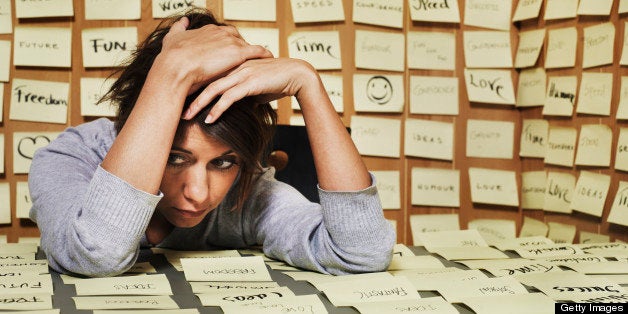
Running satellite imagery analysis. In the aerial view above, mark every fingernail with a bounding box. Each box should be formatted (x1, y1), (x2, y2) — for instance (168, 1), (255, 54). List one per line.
(182, 109), (191, 119)
(204, 114), (213, 124)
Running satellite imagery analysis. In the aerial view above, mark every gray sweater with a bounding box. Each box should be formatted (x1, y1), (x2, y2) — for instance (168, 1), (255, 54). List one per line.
(28, 118), (395, 277)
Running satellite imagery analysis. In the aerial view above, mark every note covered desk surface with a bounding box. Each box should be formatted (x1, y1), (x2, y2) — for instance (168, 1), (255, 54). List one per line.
(7, 243), (626, 313)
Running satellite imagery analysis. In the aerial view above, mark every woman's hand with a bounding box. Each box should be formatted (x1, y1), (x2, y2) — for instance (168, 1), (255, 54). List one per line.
(182, 57), (320, 123)
(156, 17), (274, 96)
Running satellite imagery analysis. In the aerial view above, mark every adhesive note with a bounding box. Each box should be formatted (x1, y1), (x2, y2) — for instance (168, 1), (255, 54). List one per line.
(525, 272), (625, 301)
(74, 274), (172, 295)
(519, 217), (549, 237)
(181, 256), (271, 282)
(582, 23), (615, 68)
(85, 0), (140, 20)
(0, 0), (12, 34)
(220, 294), (327, 314)
(0, 274), (53, 295)
(480, 259), (562, 277)
(287, 31), (341, 70)
(13, 27), (72, 68)
(616, 128), (628, 171)
(0, 243), (39, 254)
(544, 0), (578, 20)
(372, 171), (400, 210)
(407, 31), (456, 70)
(469, 167), (518, 206)
(223, 0), (276, 21)
(408, 0), (460, 23)
(543, 76), (576, 116)
(544, 127), (577, 167)
(545, 27), (577, 68)
(353, 297), (458, 314)
(350, 116), (400, 158)
(608, 181), (628, 227)
(410, 214), (460, 246)
(353, 0), (403, 28)
(405, 119), (453, 161)
(463, 0), (512, 31)
(460, 293), (556, 314)
(521, 171), (546, 210)
(393, 244), (415, 257)
(13, 132), (60, 174)
(575, 124), (612, 167)
(579, 231), (610, 244)
(431, 246), (508, 260)
(82, 27), (137, 68)
(15, 182), (30, 219)
(289, 115), (305, 126)
(388, 255), (444, 270)
(618, 77), (628, 119)
(318, 74), (343, 113)
(463, 31), (512, 68)
(355, 30), (405, 71)
(409, 76), (458, 115)
(290, 0), (344, 23)
(317, 276), (420, 306)
(203, 287), (296, 306)
(622, 0), (628, 13)
(73, 295), (178, 310)
(622, 23), (628, 66)
(516, 67), (546, 107)
(411, 167), (459, 207)
(189, 281), (279, 294)
(578, 242), (628, 254)
(0, 40), (9, 82)
(151, 0), (205, 18)
(544, 171), (575, 214)
(577, 0), (613, 15)
(515, 244), (584, 259)
(468, 219), (516, 246)
(0, 294), (52, 311)
(353, 74), (404, 113)
(464, 69), (515, 105)
(466, 119), (514, 159)
(239, 27), (280, 59)
(520, 119), (548, 158)
(512, 0), (543, 21)
(395, 269), (488, 291)
(437, 277), (528, 303)
(547, 222), (577, 244)
(576, 72), (612, 115)
(416, 229), (489, 252)
(0, 183), (9, 224)
(10, 79), (69, 124)
(15, 0), (73, 18)
(80, 78), (116, 117)
(515, 29), (545, 68)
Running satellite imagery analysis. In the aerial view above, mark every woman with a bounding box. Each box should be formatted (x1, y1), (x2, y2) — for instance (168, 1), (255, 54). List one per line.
(28, 9), (395, 277)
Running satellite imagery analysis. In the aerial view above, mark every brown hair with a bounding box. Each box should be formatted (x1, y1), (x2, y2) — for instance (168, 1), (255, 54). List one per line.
(100, 8), (277, 210)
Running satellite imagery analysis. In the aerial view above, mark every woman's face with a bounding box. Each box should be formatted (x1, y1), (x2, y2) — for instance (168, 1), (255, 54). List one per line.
(156, 124), (240, 228)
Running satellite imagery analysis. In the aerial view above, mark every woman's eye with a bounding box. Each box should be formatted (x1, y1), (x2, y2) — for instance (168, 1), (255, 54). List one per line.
(167, 154), (186, 166)
(211, 157), (237, 170)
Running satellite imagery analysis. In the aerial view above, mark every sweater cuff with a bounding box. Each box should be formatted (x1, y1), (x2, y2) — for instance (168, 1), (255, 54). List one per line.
(83, 165), (163, 240)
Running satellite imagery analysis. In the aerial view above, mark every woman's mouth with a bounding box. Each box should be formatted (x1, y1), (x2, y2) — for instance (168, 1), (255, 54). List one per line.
(174, 207), (207, 218)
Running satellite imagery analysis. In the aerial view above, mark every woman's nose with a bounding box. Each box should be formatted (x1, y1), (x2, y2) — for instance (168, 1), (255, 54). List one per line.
(182, 169), (210, 206)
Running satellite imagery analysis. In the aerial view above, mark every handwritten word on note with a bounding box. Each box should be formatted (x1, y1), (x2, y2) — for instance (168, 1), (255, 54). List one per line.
(74, 274), (172, 296)
(582, 22), (615, 68)
(190, 281), (279, 294)
(411, 167), (459, 208)
(82, 27), (137, 68)
(0, 294), (52, 311)
(544, 171), (575, 214)
(10, 79), (69, 124)
(351, 116), (400, 158)
(290, 0), (344, 23)
(464, 0), (512, 31)
(14, 27), (71, 68)
(516, 244), (584, 259)
(520, 119), (548, 158)
(515, 29), (545, 68)
(512, 0), (542, 21)
(521, 171), (546, 210)
(405, 119), (453, 161)
(544, 127), (577, 167)
(0, 0), (12, 34)
(0, 274), (53, 295)
(409, 76), (458, 115)
(80, 78), (117, 117)
(463, 31), (512, 68)
(545, 27), (577, 68)
(288, 31), (341, 70)
(469, 167), (519, 206)
(608, 181), (628, 227)
(466, 119), (514, 159)
(484, 259), (560, 277)
(13, 132), (60, 174)
(517, 68), (546, 107)
(85, 0), (140, 20)
(353, 0), (402, 28)
(408, 0), (460, 22)
(355, 30), (404, 71)
(438, 276), (528, 303)
(353, 74), (404, 113)
(181, 256), (271, 282)
(15, 0), (73, 18)
(354, 297), (458, 314)
(464, 69), (515, 105)
(152, 0), (205, 18)
(543, 76), (576, 116)
(577, 73), (613, 116)
(372, 171), (400, 210)
(575, 124), (612, 167)
(318, 276), (420, 306)
(468, 219), (516, 246)
(73, 295), (178, 310)
(197, 286), (294, 306)
(221, 294), (327, 314)
(407, 31), (455, 70)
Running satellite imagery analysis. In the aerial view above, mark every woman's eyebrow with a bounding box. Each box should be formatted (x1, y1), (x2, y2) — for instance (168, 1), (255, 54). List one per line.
(171, 146), (192, 154)
(215, 150), (235, 157)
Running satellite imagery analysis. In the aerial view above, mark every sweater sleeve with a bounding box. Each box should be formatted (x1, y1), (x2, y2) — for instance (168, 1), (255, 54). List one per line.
(250, 171), (395, 275)
(28, 120), (162, 277)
